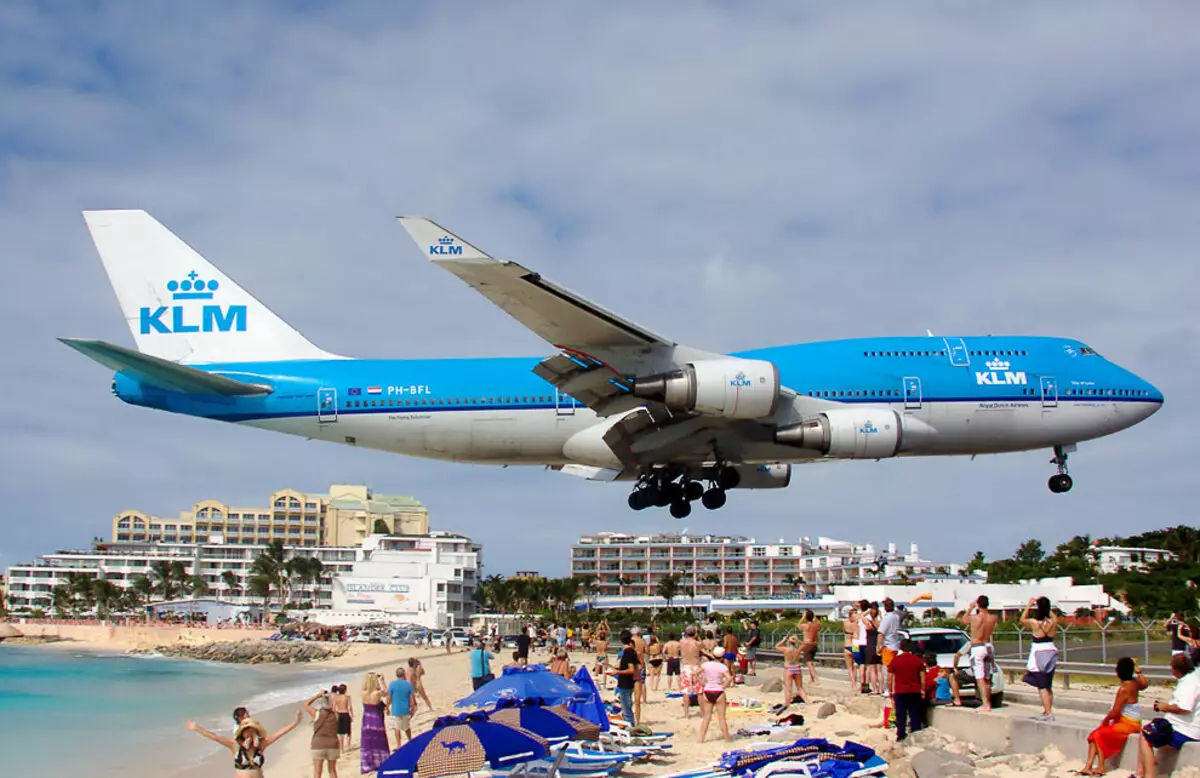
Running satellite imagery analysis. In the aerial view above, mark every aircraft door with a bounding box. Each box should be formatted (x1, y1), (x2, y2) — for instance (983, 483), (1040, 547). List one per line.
(902, 376), (922, 410)
(1041, 376), (1058, 409)
(943, 337), (970, 367)
(317, 388), (337, 423)
(555, 389), (577, 416)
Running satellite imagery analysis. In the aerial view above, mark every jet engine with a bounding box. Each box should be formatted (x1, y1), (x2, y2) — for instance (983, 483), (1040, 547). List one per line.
(776, 408), (903, 459)
(632, 359), (780, 420)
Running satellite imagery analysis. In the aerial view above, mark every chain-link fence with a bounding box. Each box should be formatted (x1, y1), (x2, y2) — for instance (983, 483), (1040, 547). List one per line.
(751, 621), (1174, 664)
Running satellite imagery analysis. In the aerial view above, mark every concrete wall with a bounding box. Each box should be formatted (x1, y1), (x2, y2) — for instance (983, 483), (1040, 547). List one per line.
(14, 621), (274, 649)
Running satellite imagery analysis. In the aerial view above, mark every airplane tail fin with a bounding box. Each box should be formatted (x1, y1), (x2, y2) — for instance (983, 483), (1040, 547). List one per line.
(82, 210), (339, 364)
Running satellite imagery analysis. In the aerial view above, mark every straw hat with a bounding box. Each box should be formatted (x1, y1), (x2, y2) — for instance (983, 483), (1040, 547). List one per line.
(235, 718), (268, 739)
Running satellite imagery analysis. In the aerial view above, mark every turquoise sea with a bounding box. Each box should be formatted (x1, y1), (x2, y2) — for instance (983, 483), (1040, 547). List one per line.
(0, 645), (346, 777)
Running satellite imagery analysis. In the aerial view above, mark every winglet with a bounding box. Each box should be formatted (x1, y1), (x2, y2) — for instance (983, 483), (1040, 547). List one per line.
(397, 217), (492, 262)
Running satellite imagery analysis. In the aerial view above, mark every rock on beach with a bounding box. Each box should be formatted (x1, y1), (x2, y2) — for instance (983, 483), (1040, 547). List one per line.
(141, 639), (348, 664)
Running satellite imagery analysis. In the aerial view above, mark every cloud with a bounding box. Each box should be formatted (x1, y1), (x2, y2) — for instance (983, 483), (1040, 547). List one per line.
(1, 2), (1197, 573)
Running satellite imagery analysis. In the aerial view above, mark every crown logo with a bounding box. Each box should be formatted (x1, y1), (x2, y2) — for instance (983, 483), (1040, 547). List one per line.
(985, 357), (1010, 371)
(166, 270), (218, 300)
(437, 236), (455, 245)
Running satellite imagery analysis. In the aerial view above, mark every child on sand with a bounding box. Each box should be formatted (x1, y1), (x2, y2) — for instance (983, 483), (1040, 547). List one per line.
(187, 709), (303, 777)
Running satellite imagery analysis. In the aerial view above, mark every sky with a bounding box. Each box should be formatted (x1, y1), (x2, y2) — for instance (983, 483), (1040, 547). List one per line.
(2, 2), (1197, 577)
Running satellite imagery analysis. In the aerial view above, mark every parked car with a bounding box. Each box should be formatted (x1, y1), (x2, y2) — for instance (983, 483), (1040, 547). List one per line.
(900, 627), (1005, 707)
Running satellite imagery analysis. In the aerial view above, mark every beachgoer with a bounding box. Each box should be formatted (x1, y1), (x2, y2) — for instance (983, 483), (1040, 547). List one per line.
(663, 633), (682, 691)
(360, 672), (390, 773)
(1080, 657), (1148, 775)
(878, 598), (902, 693)
(843, 607), (860, 687)
(960, 595), (998, 711)
(698, 656), (732, 743)
(721, 627), (739, 673)
(549, 648), (572, 678)
(187, 709), (302, 777)
(305, 691), (341, 778)
(1021, 596), (1059, 721)
(680, 625), (703, 719)
(329, 684), (352, 753)
(861, 603), (882, 694)
(408, 657), (433, 710)
(387, 667), (416, 747)
(1169, 613), (1188, 656)
(888, 638), (926, 742)
(632, 626), (648, 716)
(592, 628), (610, 689)
(775, 634), (806, 706)
(646, 635), (664, 690)
(745, 620), (761, 676)
(469, 639), (495, 689)
(701, 630), (720, 661)
(516, 626), (532, 663)
(611, 629), (640, 726)
(1138, 654), (1200, 778)
(801, 610), (821, 684)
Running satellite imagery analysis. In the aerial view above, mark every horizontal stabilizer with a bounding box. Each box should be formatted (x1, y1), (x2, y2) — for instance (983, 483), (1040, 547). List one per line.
(59, 338), (273, 396)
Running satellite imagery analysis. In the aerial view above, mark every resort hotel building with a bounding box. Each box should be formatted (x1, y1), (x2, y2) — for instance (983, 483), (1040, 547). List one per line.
(570, 531), (966, 598)
(4, 485), (481, 629)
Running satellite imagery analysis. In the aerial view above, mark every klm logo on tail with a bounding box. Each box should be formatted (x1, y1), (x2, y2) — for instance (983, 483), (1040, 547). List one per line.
(976, 358), (1027, 386)
(428, 235), (463, 256)
(139, 271), (247, 335)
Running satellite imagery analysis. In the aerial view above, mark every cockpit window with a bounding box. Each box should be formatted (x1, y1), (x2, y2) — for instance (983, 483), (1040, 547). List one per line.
(1079, 346), (1099, 355)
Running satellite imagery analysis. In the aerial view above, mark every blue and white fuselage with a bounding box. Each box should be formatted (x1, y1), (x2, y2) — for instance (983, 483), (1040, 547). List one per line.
(69, 211), (1163, 514)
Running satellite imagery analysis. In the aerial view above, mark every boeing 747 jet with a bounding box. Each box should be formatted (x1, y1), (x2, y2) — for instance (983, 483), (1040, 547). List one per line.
(64, 211), (1163, 517)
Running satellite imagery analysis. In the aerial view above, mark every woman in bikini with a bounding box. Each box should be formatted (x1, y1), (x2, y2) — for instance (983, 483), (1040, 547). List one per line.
(407, 657), (434, 711)
(187, 708), (303, 777)
(1081, 657), (1148, 776)
(697, 655), (732, 743)
(1021, 596), (1059, 721)
(646, 634), (665, 690)
(775, 634), (806, 707)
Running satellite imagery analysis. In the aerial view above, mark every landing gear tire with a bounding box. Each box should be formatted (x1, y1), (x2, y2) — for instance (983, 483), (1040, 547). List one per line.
(669, 500), (692, 519)
(629, 491), (649, 511)
(652, 488), (672, 508)
(1048, 474), (1073, 493)
(683, 480), (705, 502)
(701, 488), (727, 510)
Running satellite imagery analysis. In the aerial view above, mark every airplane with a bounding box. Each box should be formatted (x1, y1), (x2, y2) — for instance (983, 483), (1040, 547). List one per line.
(64, 210), (1164, 518)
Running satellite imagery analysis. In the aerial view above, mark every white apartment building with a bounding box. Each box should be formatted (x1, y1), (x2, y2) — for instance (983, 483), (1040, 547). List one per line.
(570, 532), (967, 598)
(1090, 546), (1177, 575)
(5, 532), (481, 629)
(320, 532), (481, 629)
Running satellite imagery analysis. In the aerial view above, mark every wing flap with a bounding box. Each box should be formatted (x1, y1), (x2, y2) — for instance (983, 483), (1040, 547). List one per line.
(398, 217), (673, 354)
(59, 338), (273, 396)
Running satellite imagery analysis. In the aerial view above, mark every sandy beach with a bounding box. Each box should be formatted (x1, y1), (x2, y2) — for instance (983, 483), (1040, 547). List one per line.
(162, 644), (1138, 778)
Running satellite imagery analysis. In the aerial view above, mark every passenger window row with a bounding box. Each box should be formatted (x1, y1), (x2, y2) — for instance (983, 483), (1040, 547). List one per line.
(345, 395), (556, 409)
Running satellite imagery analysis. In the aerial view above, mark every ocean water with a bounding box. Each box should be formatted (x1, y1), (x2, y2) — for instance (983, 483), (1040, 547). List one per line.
(0, 645), (348, 777)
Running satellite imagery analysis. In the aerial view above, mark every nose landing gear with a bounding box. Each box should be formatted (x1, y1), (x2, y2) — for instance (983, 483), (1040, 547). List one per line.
(1048, 445), (1074, 493)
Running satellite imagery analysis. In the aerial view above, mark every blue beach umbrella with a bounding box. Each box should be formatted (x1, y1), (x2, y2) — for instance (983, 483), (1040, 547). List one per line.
(488, 698), (601, 743)
(566, 665), (610, 732)
(455, 665), (590, 709)
(378, 711), (549, 778)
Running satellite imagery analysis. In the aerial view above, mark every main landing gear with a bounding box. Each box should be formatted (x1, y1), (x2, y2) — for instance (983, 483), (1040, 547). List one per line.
(627, 467), (741, 517)
(1048, 445), (1074, 494)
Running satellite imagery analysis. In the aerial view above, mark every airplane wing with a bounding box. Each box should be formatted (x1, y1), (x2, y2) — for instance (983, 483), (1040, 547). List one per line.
(397, 217), (681, 354)
(60, 338), (273, 396)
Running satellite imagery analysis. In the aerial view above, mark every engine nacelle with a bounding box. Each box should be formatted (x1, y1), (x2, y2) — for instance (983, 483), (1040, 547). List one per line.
(632, 358), (780, 420)
(776, 408), (903, 459)
(727, 463), (792, 489)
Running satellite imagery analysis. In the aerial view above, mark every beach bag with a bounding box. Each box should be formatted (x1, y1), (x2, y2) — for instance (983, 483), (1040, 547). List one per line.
(1144, 718), (1175, 747)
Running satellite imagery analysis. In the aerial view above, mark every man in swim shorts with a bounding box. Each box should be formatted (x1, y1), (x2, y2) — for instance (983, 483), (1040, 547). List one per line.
(663, 633), (682, 691)
(961, 595), (998, 711)
(721, 627), (740, 673)
(680, 625), (703, 719)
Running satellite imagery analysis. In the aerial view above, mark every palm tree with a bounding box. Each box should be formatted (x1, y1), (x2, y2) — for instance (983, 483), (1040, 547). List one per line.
(656, 573), (682, 608)
(246, 574), (273, 622)
(148, 560), (187, 601)
(220, 571), (241, 602)
(575, 574), (599, 611)
(186, 575), (211, 598)
(51, 585), (73, 618)
(91, 579), (121, 619)
(249, 541), (290, 612)
(781, 573), (799, 591)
